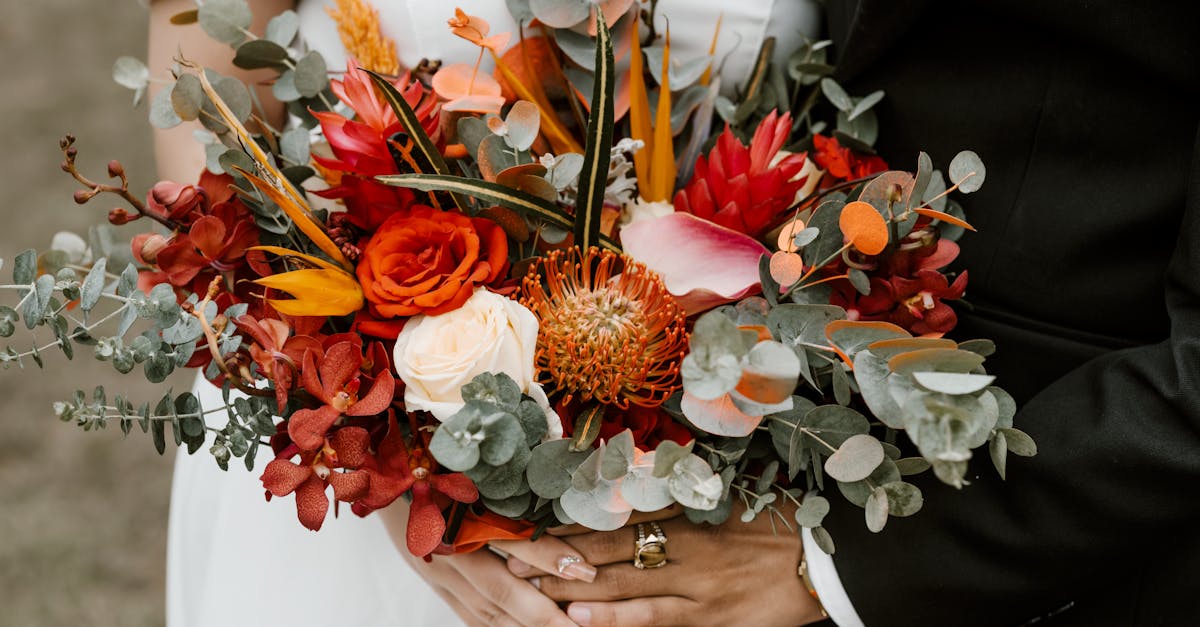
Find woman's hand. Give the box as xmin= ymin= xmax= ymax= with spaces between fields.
xmin=509 ymin=506 xmax=826 ymax=627
xmin=379 ymin=502 xmax=592 ymax=627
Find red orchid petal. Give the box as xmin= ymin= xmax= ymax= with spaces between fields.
xmin=407 ymin=483 xmax=447 ymax=557
xmin=377 ymin=413 xmax=410 ymax=473
xmin=295 ymin=475 xmax=330 ymax=531
xmin=348 ymin=371 xmax=395 ymax=416
xmin=358 ymin=470 xmax=414 ymax=511
xmin=320 ymin=341 xmax=362 ymax=399
xmin=288 ymin=405 xmax=341 ymax=451
xmin=916 ymin=239 xmax=960 ymax=272
xmin=945 ymin=270 xmax=969 ymax=299
xmin=329 ymin=426 xmax=371 ymax=467
xmin=328 ymin=470 xmax=370 ymax=502
xmin=188 ymin=215 xmax=228 ymax=260
xmin=301 ymin=348 xmax=324 ymax=400
xmin=260 ymin=458 xmax=312 ymax=496
xmin=430 ymin=472 xmax=480 ymax=504
xmin=621 ymin=212 xmax=768 ymax=315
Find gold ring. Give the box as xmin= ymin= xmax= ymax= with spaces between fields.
xmin=633 ymin=522 xmax=668 ymax=569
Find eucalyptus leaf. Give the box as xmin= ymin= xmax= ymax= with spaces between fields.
xmin=233 ymin=39 xmax=290 ymax=70
xmin=865 ymin=486 xmax=889 ymax=532
xmin=149 ymin=86 xmax=183 ymax=129
xmin=265 ymin=10 xmax=300 ymax=46
xmin=948 ymin=150 xmax=986 ymax=193
xmin=999 ymin=428 xmax=1037 ymax=457
xmin=558 ymin=486 xmax=632 ymax=531
xmin=621 ymin=457 xmax=674 ymax=511
xmin=911 ymin=371 xmax=996 ymax=395
xmin=668 ymin=454 xmax=723 ymax=510
xmin=820 ymin=78 xmax=853 ymax=112
xmin=958 ymin=338 xmax=997 ymax=358
xmin=895 ymin=457 xmax=932 ymax=476
xmin=651 ymin=439 xmax=694 ymax=478
xmin=882 ymin=481 xmax=923 ymax=517
xmin=853 ymin=350 xmax=906 ymax=429
xmin=197 ymin=0 xmax=253 ymax=46
xmin=846 ymin=90 xmax=884 ymax=121
xmin=112 ymin=56 xmax=149 ymax=91
xmin=910 ymin=151 xmax=933 ymax=210
xmin=293 ymin=51 xmax=328 ymax=98
xmin=811 ymin=526 xmax=835 ymax=554
xmin=824 ymin=434 xmax=885 ymax=483
xmin=795 ymin=494 xmax=830 ymax=528
xmin=990 ymin=430 xmax=1008 ymax=479
xmin=279 ymin=128 xmax=311 ymax=165
xmin=79 ymin=258 xmax=106 ymax=313
xmin=272 ymin=70 xmax=301 ymax=102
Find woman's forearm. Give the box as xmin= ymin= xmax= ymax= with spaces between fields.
xmin=147 ymin=0 xmax=295 ymax=183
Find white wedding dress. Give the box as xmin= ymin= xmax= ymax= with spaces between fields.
xmin=166 ymin=2 xmax=819 ymax=625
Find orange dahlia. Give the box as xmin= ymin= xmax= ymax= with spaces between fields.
xmin=520 ymin=247 xmax=687 ymax=408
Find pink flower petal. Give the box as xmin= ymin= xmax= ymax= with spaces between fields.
xmin=621 ymin=213 xmax=768 ymax=315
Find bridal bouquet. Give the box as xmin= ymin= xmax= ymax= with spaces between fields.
xmin=17 ymin=0 xmax=1036 ymax=558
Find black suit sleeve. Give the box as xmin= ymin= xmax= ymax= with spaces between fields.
xmin=821 ymin=124 xmax=1200 ymax=626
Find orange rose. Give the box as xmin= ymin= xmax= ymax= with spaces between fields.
xmin=356 ymin=206 xmax=508 ymax=318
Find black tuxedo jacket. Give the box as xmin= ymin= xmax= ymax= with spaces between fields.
xmin=817 ymin=1 xmax=1200 ymax=625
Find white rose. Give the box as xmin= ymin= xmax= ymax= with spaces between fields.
xmin=393 ymin=288 xmax=562 ymax=439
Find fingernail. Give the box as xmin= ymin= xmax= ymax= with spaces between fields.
xmin=557 ymin=555 xmax=597 ymax=582
xmin=568 ymin=605 xmax=592 ymax=625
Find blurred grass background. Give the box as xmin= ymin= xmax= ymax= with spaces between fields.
xmin=1 ymin=1 xmax=186 ymax=624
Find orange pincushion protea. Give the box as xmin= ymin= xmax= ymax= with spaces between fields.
xmin=520 ymin=247 xmax=687 ymax=409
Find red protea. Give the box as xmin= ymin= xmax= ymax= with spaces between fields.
xmin=674 ymin=111 xmax=809 ymax=237
xmin=312 ymin=62 xmax=442 ymax=231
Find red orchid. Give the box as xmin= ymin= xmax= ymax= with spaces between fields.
xmin=834 ymin=270 xmax=968 ymax=336
xmin=234 ymin=314 xmax=324 ymax=412
xmin=154 ymin=199 xmax=259 ymax=287
xmin=287 ymin=340 xmax=396 ymax=451
xmin=674 ymin=111 xmax=809 ymax=236
xmin=312 ymin=63 xmax=442 ymax=231
xmin=261 ymin=426 xmax=372 ymax=531
xmin=885 ymin=269 xmax=969 ymax=335
xmin=811 ymin=134 xmax=888 ymax=184
xmin=352 ymin=415 xmax=479 ymax=557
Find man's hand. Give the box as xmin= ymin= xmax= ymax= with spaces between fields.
xmin=508 ymin=506 xmax=827 ymax=627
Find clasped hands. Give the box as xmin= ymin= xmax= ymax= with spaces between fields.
xmin=389 ymin=503 xmax=826 ymax=627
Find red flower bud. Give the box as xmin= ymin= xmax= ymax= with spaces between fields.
xmin=108 ymin=207 xmax=133 ymax=225
xmin=74 ymin=189 xmax=97 ymax=204
xmin=107 ymin=160 xmax=125 ymax=178
xmin=132 ymin=232 xmax=169 ymax=264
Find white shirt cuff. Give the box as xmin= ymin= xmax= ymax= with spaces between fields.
xmin=801 ymin=528 xmax=866 ymax=627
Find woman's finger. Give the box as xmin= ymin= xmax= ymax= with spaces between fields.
xmin=566 ymin=597 xmax=697 ymax=627
xmin=547 ymin=505 xmax=684 ymax=537
xmin=491 ymin=535 xmax=598 ymax=582
xmin=536 ymin=562 xmax=680 ymax=602
xmin=452 ymin=549 xmax=578 ymax=627
xmin=421 ymin=559 xmax=513 ymax=627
